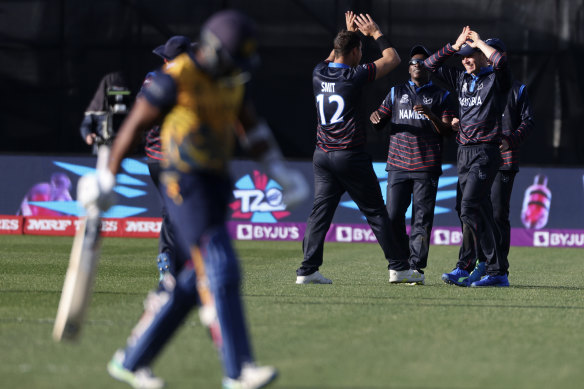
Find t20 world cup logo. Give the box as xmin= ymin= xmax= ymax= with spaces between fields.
xmin=230 ymin=170 xmax=290 ymax=223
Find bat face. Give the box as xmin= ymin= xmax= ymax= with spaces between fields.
xmin=53 ymin=209 xmax=103 ymax=342
xmin=53 ymin=209 xmax=102 ymax=341
xmin=53 ymin=145 xmax=110 ymax=342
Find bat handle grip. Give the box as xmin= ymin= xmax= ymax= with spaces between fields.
xmin=96 ymin=145 xmax=111 ymax=173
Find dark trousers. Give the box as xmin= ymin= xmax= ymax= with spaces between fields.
xmin=148 ymin=160 xmax=178 ymax=273
xmin=127 ymin=169 xmax=252 ymax=378
xmin=297 ymin=148 xmax=409 ymax=276
xmin=386 ymin=170 xmax=439 ymax=272
xmin=455 ymin=144 xmax=508 ymax=276
xmin=473 ymin=170 xmax=517 ymax=264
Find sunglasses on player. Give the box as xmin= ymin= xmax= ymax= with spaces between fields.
xmin=409 ymin=59 xmax=425 ymax=66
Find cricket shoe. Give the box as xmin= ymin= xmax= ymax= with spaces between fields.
xmin=295 ymin=271 xmax=332 ymax=284
xmin=389 ymin=269 xmax=425 ymax=285
xmin=468 ymin=260 xmax=486 ymax=284
xmin=107 ymin=349 xmax=165 ymax=389
xmin=441 ymin=268 xmax=470 ymax=287
xmin=470 ymin=274 xmax=509 ymax=288
xmin=222 ymin=363 xmax=278 ymax=389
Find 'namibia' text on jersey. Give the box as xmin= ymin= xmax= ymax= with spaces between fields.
xmin=373 ymin=81 xmax=456 ymax=173
xmin=312 ymin=61 xmax=376 ymax=151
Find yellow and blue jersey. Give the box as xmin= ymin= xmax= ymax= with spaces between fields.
xmin=141 ymin=52 xmax=245 ymax=173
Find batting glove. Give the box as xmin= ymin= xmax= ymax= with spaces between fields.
xmin=77 ymin=169 xmax=116 ymax=211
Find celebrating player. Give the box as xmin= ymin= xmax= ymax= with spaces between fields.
xmin=78 ymin=10 xmax=308 ymax=389
xmin=466 ymin=38 xmax=535 ymax=283
xmin=424 ymin=26 xmax=512 ymax=287
xmin=295 ymin=11 xmax=424 ymax=285
xmin=370 ymin=44 xmax=457 ymax=285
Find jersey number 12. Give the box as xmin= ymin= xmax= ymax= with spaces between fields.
xmin=316 ymin=94 xmax=345 ymax=125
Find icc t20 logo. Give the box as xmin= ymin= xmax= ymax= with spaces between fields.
xmin=230 ymin=170 xmax=290 ymax=223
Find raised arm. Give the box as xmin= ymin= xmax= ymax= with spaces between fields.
xmin=355 ymin=13 xmax=400 ymax=80
xmin=467 ymin=30 xmax=511 ymax=92
xmin=424 ymin=26 xmax=471 ymax=89
xmin=467 ymin=30 xmax=496 ymax=61
xmin=452 ymin=26 xmax=471 ymax=51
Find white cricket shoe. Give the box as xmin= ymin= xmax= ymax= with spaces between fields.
xmin=107 ymin=349 xmax=165 ymax=389
xmin=389 ymin=269 xmax=425 ymax=285
xmin=295 ymin=271 xmax=332 ymax=284
xmin=222 ymin=363 xmax=278 ymax=389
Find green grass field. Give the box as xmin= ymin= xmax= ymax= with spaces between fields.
xmin=1 ymin=234 xmax=583 ymax=389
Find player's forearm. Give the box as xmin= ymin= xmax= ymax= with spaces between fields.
xmin=108 ymin=125 xmax=135 ymax=175
xmin=507 ymin=117 xmax=535 ymax=148
xmin=423 ymin=110 xmax=451 ymax=135
xmin=476 ymin=39 xmax=497 ymax=61
xmin=433 ymin=117 xmax=456 ymax=136
xmin=371 ymin=110 xmax=391 ymax=130
xmin=79 ymin=115 xmax=93 ymax=139
xmin=373 ymin=35 xmax=401 ymax=79
xmin=424 ymin=43 xmax=456 ymax=72
xmin=237 ymin=101 xmax=269 ymax=159
xmin=108 ymin=98 xmax=160 ymax=174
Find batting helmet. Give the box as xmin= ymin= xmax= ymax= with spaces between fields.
xmin=199 ymin=10 xmax=259 ymax=77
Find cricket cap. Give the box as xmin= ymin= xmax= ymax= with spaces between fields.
xmin=456 ymin=41 xmax=479 ymax=56
xmin=153 ymin=35 xmax=194 ymax=60
xmin=410 ymin=44 xmax=432 ymax=58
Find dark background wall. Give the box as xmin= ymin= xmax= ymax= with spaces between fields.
xmin=1 ymin=0 xmax=583 ymax=166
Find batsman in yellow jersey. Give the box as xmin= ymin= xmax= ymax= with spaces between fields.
xmin=77 ymin=9 xmax=308 ymax=389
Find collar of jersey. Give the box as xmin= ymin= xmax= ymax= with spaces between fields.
xmin=408 ymin=80 xmax=433 ymax=92
xmin=328 ymin=62 xmax=351 ymax=69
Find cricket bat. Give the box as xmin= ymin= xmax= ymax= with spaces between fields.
xmin=53 ymin=146 xmax=109 ymax=341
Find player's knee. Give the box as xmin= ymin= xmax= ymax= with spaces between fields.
xmin=386 ymin=206 xmax=402 ymax=221
xmin=201 ymin=227 xmax=241 ymax=289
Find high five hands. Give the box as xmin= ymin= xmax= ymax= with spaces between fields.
xmin=345 ymin=11 xmax=382 ymax=38
xmin=453 ymin=26 xmax=471 ymax=50
xmin=345 ymin=11 xmax=358 ymax=32
xmin=452 ymin=26 xmax=483 ymax=50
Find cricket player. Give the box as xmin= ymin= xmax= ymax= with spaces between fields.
xmin=370 ymin=44 xmax=457 ymax=285
xmin=295 ymin=11 xmax=424 ymax=285
xmin=424 ymin=26 xmax=512 ymax=287
xmin=143 ymin=35 xmax=194 ymax=282
xmin=78 ymin=10 xmax=308 ymax=389
xmin=466 ymin=38 xmax=535 ymax=283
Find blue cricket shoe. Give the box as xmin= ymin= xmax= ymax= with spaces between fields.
xmin=470 ymin=274 xmax=509 ymax=287
xmin=441 ymin=268 xmax=470 ymax=287
xmin=468 ymin=260 xmax=486 ymax=284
